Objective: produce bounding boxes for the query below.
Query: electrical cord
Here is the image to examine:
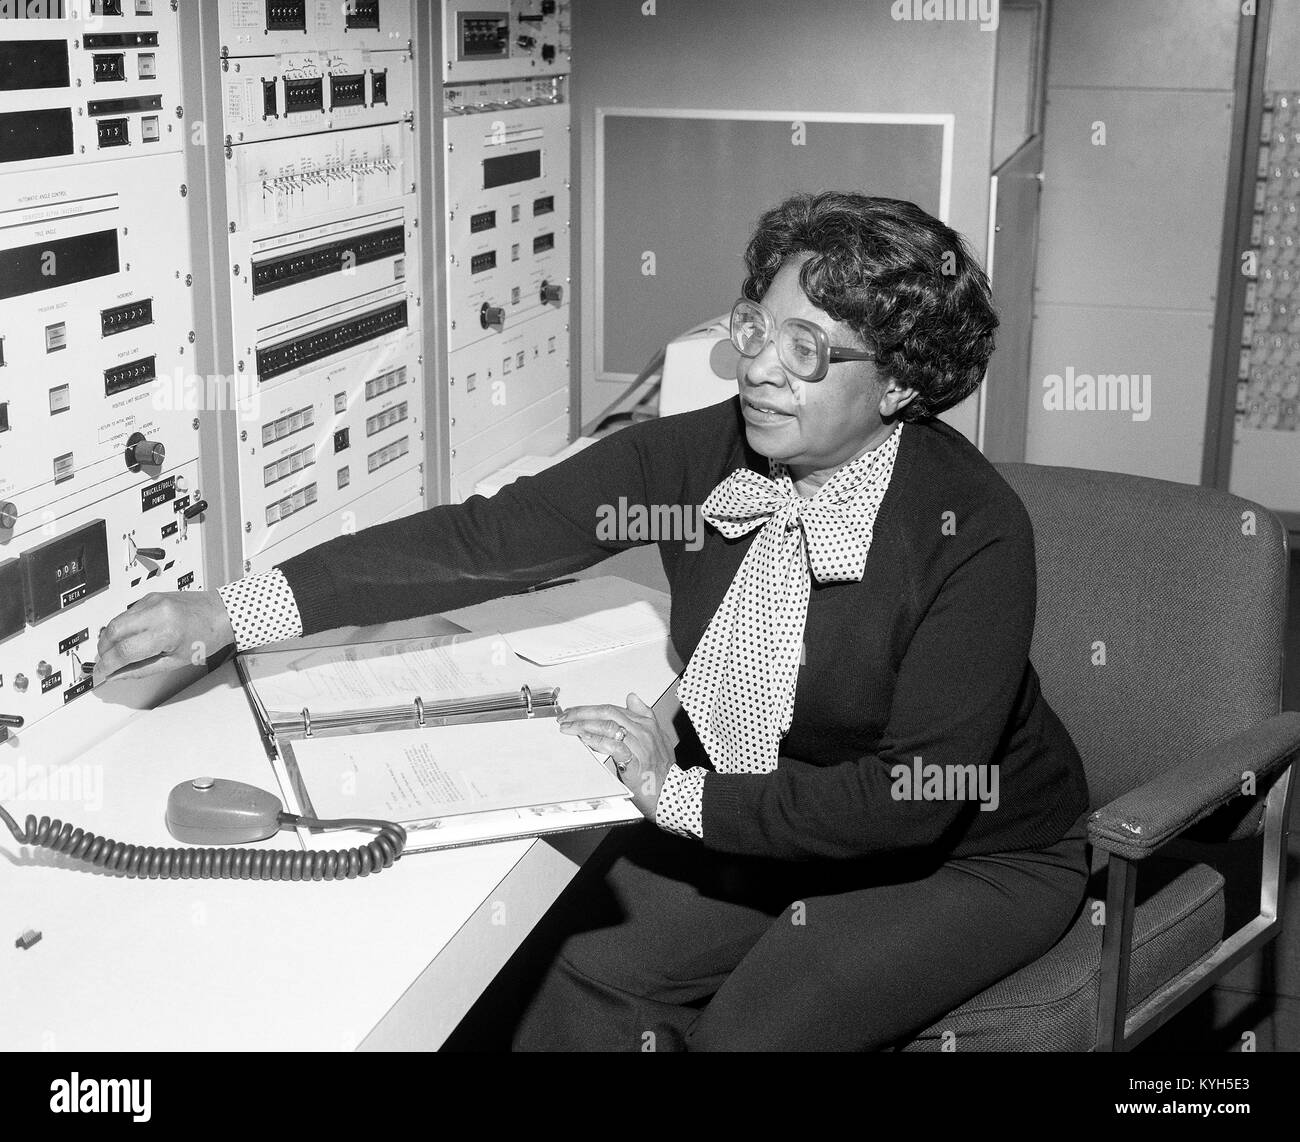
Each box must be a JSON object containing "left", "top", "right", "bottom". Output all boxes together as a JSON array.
[{"left": 0, "top": 802, "right": 406, "bottom": 881}]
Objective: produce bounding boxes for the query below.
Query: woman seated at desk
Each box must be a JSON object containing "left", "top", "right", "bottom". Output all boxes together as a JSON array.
[{"left": 94, "top": 191, "right": 1090, "bottom": 1051}]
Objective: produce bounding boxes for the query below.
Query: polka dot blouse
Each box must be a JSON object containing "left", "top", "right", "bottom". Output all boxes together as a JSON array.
[
  {"left": 216, "top": 568, "right": 304, "bottom": 651},
  {"left": 661, "top": 424, "right": 902, "bottom": 839}
]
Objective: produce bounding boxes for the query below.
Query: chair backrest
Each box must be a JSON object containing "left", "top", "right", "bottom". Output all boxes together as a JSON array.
[{"left": 994, "top": 462, "right": 1290, "bottom": 808}]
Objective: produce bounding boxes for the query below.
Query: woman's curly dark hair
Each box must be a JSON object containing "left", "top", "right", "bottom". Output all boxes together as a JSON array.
[{"left": 742, "top": 192, "right": 998, "bottom": 422}]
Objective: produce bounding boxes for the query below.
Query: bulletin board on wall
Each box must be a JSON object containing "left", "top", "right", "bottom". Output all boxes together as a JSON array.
[{"left": 594, "top": 110, "right": 952, "bottom": 383}]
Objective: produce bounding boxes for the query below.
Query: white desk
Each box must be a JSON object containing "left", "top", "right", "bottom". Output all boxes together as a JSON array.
[{"left": 0, "top": 607, "right": 680, "bottom": 1051}]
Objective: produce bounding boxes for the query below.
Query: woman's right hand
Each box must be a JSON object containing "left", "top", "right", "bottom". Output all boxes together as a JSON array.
[{"left": 92, "top": 591, "right": 236, "bottom": 686}]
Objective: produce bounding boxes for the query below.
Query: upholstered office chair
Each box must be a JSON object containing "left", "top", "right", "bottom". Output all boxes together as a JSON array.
[{"left": 903, "top": 463, "right": 1300, "bottom": 1052}]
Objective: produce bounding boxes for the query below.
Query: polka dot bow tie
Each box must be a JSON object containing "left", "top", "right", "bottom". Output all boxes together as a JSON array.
[{"left": 678, "top": 424, "right": 902, "bottom": 775}]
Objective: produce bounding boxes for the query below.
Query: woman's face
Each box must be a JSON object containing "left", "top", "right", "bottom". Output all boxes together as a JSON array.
[{"left": 737, "top": 255, "right": 913, "bottom": 485}]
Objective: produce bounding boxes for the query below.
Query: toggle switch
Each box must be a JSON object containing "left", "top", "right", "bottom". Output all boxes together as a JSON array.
[
  {"left": 125, "top": 433, "right": 165, "bottom": 472},
  {"left": 182, "top": 499, "right": 208, "bottom": 520},
  {"left": 480, "top": 303, "right": 505, "bottom": 330},
  {"left": 540, "top": 280, "right": 563, "bottom": 306},
  {"left": 135, "top": 547, "right": 166, "bottom": 561},
  {"left": 0, "top": 714, "right": 23, "bottom": 727}
]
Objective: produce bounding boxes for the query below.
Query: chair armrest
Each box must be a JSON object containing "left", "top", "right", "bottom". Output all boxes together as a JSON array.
[{"left": 1088, "top": 712, "right": 1300, "bottom": 860}]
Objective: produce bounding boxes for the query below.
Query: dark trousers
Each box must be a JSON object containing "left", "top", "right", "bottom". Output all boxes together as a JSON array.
[{"left": 512, "top": 813, "right": 1090, "bottom": 1051}]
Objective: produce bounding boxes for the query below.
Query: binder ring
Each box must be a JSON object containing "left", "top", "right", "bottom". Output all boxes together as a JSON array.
[
  {"left": 521, "top": 684, "right": 535, "bottom": 718},
  {"left": 302, "top": 707, "right": 312, "bottom": 738},
  {"left": 414, "top": 696, "right": 426, "bottom": 727}
]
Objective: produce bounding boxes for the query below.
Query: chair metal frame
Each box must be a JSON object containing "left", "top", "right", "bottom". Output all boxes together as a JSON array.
[
  {"left": 1092, "top": 523, "right": 1296, "bottom": 1051},
  {"left": 1095, "top": 766, "right": 1294, "bottom": 1050}
]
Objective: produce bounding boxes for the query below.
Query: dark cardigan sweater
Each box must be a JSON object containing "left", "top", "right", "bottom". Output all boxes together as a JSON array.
[{"left": 279, "top": 396, "right": 1089, "bottom": 862}]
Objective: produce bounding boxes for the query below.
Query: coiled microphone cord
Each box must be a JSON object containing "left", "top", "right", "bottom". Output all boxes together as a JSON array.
[{"left": 0, "top": 802, "right": 406, "bottom": 881}]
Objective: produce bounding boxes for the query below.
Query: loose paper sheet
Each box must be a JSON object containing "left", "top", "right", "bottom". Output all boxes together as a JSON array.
[{"left": 443, "top": 576, "right": 672, "bottom": 665}]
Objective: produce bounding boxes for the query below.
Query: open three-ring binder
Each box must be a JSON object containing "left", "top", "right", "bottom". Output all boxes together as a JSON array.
[
  {"left": 269, "top": 682, "right": 559, "bottom": 740},
  {"left": 235, "top": 631, "right": 642, "bottom": 854}
]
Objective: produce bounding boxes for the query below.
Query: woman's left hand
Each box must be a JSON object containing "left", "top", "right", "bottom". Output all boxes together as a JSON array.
[{"left": 557, "top": 693, "right": 676, "bottom": 817}]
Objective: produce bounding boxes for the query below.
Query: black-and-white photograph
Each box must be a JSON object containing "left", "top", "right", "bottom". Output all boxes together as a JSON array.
[{"left": 0, "top": 0, "right": 1295, "bottom": 1119}]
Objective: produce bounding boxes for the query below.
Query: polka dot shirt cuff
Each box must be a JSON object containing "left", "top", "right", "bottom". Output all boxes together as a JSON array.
[
  {"left": 216, "top": 568, "right": 304, "bottom": 652},
  {"left": 654, "top": 765, "right": 707, "bottom": 839}
]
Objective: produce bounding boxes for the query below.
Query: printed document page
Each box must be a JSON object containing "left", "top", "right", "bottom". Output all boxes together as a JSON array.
[
  {"left": 242, "top": 632, "right": 531, "bottom": 722},
  {"left": 287, "top": 717, "right": 631, "bottom": 824}
]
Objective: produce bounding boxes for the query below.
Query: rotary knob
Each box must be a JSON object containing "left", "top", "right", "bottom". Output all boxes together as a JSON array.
[
  {"left": 540, "top": 280, "right": 563, "bottom": 306},
  {"left": 479, "top": 303, "right": 505, "bottom": 331},
  {"left": 125, "top": 432, "right": 165, "bottom": 472},
  {"left": 0, "top": 501, "right": 16, "bottom": 530},
  {"left": 131, "top": 440, "right": 165, "bottom": 467}
]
